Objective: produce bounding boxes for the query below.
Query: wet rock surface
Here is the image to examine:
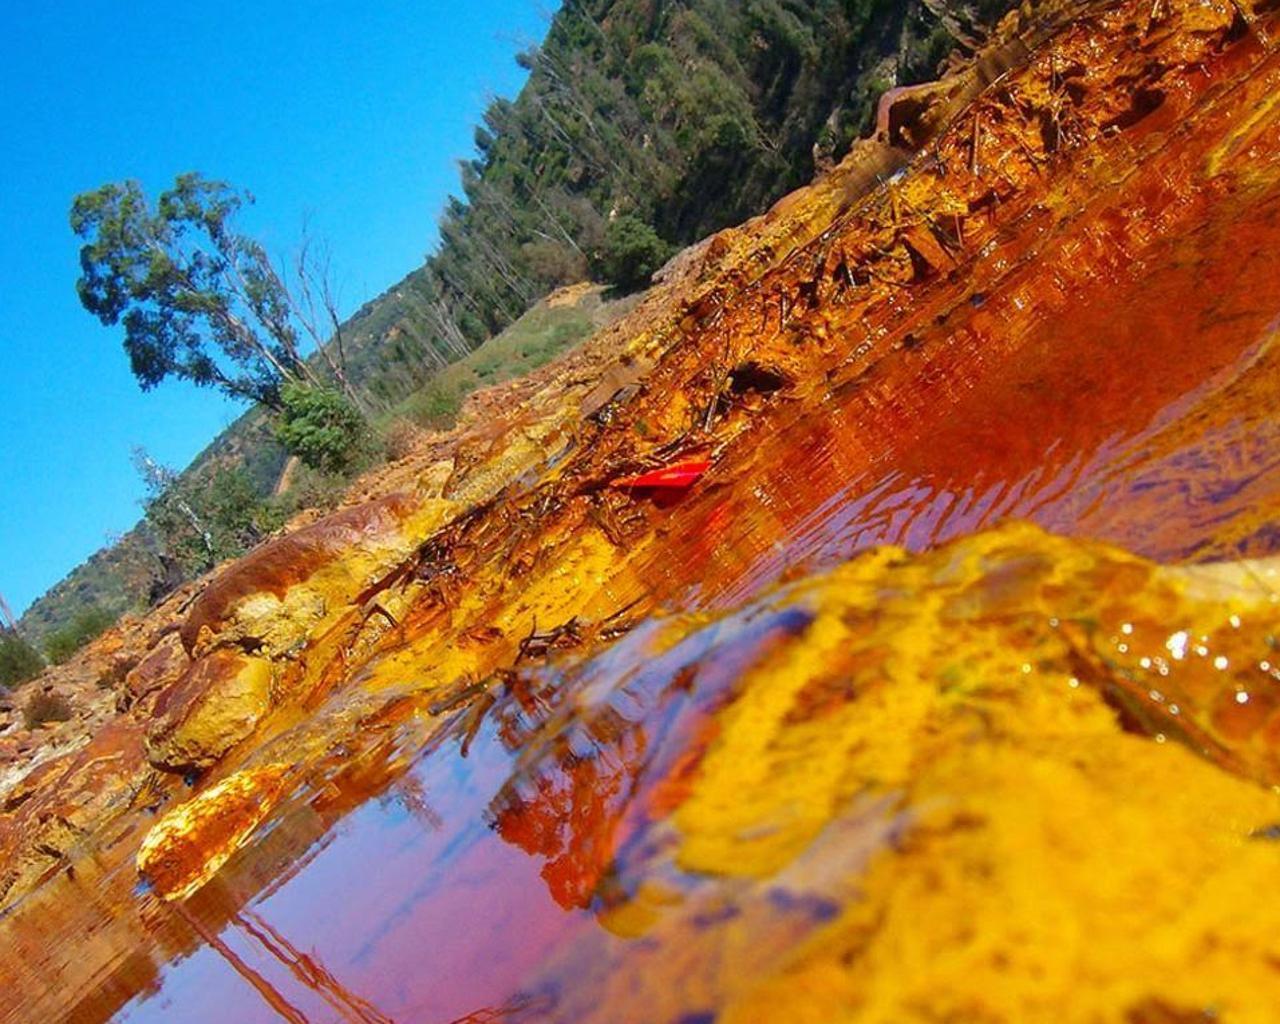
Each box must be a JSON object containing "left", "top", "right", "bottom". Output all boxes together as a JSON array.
[
  {"left": 6, "top": 0, "right": 1280, "bottom": 1020},
  {"left": 144, "top": 651, "right": 274, "bottom": 772},
  {"left": 179, "top": 491, "right": 423, "bottom": 656}
]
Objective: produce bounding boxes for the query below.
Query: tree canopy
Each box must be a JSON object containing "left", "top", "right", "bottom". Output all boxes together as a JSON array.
[
  {"left": 368, "top": 0, "right": 994, "bottom": 392},
  {"left": 133, "top": 448, "right": 283, "bottom": 582},
  {"left": 70, "top": 173, "right": 348, "bottom": 410},
  {"left": 593, "top": 215, "right": 674, "bottom": 292}
]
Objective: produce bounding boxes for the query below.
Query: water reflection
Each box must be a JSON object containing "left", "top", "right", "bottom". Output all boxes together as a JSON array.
[
  {"left": 7, "top": 12, "right": 1280, "bottom": 1023},
  {"left": 642, "top": 182, "right": 1280, "bottom": 613},
  {"left": 86, "top": 602, "right": 824, "bottom": 1023}
]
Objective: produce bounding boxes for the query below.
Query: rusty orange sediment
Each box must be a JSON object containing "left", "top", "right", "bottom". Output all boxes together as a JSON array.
[{"left": 5, "top": 0, "right": 1280, "bottom": 1020}]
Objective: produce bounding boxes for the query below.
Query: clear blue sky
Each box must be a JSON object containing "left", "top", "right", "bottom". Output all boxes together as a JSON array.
[{"left": 0, "top": 1, "right": 548, "bottom": 616}]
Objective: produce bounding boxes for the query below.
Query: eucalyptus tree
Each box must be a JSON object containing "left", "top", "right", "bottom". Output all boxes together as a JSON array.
[{"left": 71, "top": 172, "right": 357, "bottom": 410}]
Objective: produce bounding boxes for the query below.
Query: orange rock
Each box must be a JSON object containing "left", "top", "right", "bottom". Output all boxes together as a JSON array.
[
  {"left": 120, "top": 630, "right": 189, "bottom": 714},
  {"left": 136, "top": 763, "right": 289, "bottom": 900},
  {"left": 0, "top": 718, "right": 149, "bottom": 907},
  {"left": 144, "top": 650, "right": 273, "bottom": 772},
  {"left": 180, "top": 492, "right": 417, "bottom": 654}
]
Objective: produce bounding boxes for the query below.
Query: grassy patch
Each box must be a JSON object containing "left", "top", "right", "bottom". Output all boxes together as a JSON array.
[
  {"left": 386, "top": 293, "right": 606, "bottom": 432},
  {"left": 44, "top": 606, "right": 116, "bottom": 665}
]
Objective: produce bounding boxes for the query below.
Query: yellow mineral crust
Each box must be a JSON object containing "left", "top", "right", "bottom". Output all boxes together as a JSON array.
[
  {"left": 192, "top": 497, "right": 457, "bottom": 660},
  {"left": 143, "top": 651, "right": 274, "bottom": 771},
  {"left": 651, "top": 524, "right": 1280, "bottom": 1022}
]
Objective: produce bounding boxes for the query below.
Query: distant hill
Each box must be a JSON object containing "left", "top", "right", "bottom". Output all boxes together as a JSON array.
[
  {"left": 406, "top": 0, "right": 1009, "bottom": 348},
  {"left": 19, "top": 0, "right": 1017, "bottom": 646},
  {"left": 17, "top": 408, "right": 286, "bottom": 647}
]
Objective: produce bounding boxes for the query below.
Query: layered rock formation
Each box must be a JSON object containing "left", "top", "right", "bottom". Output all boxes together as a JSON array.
[{"left": 5, "top": 0, "right": 1280, "bottom": 1019}]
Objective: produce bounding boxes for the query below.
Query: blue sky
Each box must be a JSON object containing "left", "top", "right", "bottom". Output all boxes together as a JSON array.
[{"left": 0, "top": 2, "right": 548, "bottom": 616}]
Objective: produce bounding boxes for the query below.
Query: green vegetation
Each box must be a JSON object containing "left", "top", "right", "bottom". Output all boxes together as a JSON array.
[
  {"left": 63, "top": 171, "right": 376, "bottom": 611},
  {"left": 391, "top": 288, "right": 622, "bottom": 430},
  {"left": 0, "top": 634, "right": 44, "bottom": 690},
  {"left": 593, "top": 216, "right": 674, "bottom": 292},
  {"left": 44, "top": 606, "right": 115, "bottom": 665},
  {"left": 272, "top": 464, "right": 350, "bottom": 516},
  {"left": 71, "top": 173, "right": 359, "bottom": 410},
  {"left": 394, "top": 0, "right": 1002, "bottom": 361},
  {"left": 26, "top": 0, "right": 1015, "bottom": 645},
  {"left": 297, "top": 0, "right": 1014, "bottom": 416},
  {"left": 135, "top": 451, "right": 285, "bottom": 587},
  {"left": 15, "top": 405, "right": 289, "bottom": 649},
  {"left": 276, "top": 383, "right": 370, "bottom": 473}
]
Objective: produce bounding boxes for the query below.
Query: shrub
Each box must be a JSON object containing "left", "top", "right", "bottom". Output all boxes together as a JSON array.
[
  {"left": 203, "top": 467, "right": 286, "bottom": 547},
  {"left": 44, "top": 606, "right": 115, "bottom": 665},
  {"left": 400, "top": 365, "right": 482, "bottom": 430},
  {"left": 276, "top": 383, "right": 369, "bottom": 474},
  {"left": 592, "top": 216, "right": 674, "bottom": 293},
  {"left": 23, "top": 690, "right": 73, "bottom": 730},
  {"left": 521, "top": 238, "right": 587, "bottom": 291},
  {"left": 0, "top": 633, "right": 44, "bottom": 690},
  {"left": 383, "top": 419, "right": 424, "bottom": 462},
  {"left": 135, "top": 451, "right": 283, "bottom": 583}
]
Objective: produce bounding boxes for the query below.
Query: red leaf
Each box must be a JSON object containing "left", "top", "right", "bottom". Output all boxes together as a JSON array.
[{"left": 613, "top": 459, "right": 711, "bottom": 490}]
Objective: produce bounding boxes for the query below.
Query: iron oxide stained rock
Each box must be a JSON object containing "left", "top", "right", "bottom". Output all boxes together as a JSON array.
[
  {"left": 179, "top": 492, "right": 419, "bottom": 656},
  {"left": 144, "top": 650, "right": 273, "bottom": 772},
  {"left": 136, "top": 763, "right": 289, "bottom": 901},
  {"left": 0, "top": 717, "right": 149, "bottom": 907},
  {"left": 120, "top": 631, "right": 189, "bottom": 714}
]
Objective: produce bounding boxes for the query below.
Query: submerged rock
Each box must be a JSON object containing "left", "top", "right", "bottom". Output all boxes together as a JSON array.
[
  {"left": 136, "top": 763, "right": 289, "bottom": 901},
  {"left": 124, "top": 521, "right": 1280, "bottom": 1022},
  {"left": 488, "top": 523, "right": 1280, "bottom": 1022}
]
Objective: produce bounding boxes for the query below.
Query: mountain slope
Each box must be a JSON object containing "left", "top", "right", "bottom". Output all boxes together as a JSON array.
[{"left": 19, "top": 0, "right": 1020, "bottom": 645}]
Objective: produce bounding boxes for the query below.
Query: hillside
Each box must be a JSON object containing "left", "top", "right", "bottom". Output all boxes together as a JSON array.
[
  {"left": 407, "top": 0, "right": 1010, "bottom": 346},
  {"left": 16, "top": 285, "right": 626, "bottom": 647},
  {"left": 7, "top": 1, "right": 1280, "bottom": 1018},
  {"left": 18, "top": 0, "right": 1020, "bottom": 645}
]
